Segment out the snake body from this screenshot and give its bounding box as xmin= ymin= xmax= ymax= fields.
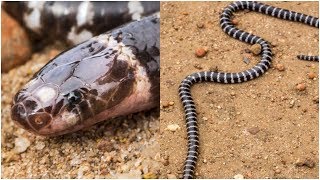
xmin=11 ymin=14 xmax=160 ymax=136
xmin=3 ymin=1 xmax=160 ymax=49
xmin=180 ymin=1 xmax=319 ymax=178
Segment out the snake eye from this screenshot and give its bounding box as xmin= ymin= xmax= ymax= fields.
xmin=66 ymin=90 xmax=82 ymax=104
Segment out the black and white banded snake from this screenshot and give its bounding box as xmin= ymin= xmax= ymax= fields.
xmin=179 ymin=1 xmax=319 ymax=179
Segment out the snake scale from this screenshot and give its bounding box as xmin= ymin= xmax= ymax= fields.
xmin=180 ymin=1 xmax=319 ymax=179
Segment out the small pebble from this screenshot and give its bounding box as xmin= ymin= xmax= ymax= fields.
xmin=243 ymin=57 xmax=250 ymax=64
xmin=295 ymin=158 xmax=315 ymax=168
xmin=231 ymin=19 xmax=239 ymax=25
xmin=2 ymin=10 xmax=31 ymax=72
xmin=249 ymin=44 xmax=262 ymax=55
xmin=275 ymin=63 xmax=285 ymax=71
xmin=143 ymin=172 xmax=157 ymax=179
xmin=14 ymin=137 xmax=31 ymax=154
xmin=247 ymin=127 xmax=260 ymax=135
xmin=202 ymin=117 xmax=208 ymax=121
xmin=307 ymin=72 xmax=316 ymax=79
xmin=244 ymin=49 xmax=251 ymax=53
xmin=274 ymin=168 xmax=281 ymax=174
xmin=34 ymin=141 xmax=46 ymax=151
xmin=165 ymin=124 xmax=181 ymax=132
xmin=169 ymin=101 xmax=175 ymax=106
xmin=289 ymin=100 xmax=295 ymax=108
xmin=196 ymin=23 xmax=204 ymax=28
xmin=162 ymin=102 xmax=170 ymax=108
xmin=194 ymin=63 xmax=203 ymax=70
xmin=167 ymin=174 xmax=177 ymax=179
xmin=195 ymin=48 xmax=207 ymax=58
xmin=234 ymin=174 xmax=244 ymax=179
xmin=271 ymin=42 xmax=278 ymax=47
xmin=296 ymin=83 xmax=306 ymax=91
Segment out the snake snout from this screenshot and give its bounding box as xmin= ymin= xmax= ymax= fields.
xmin=11 ymin=103 xmax=31 ymax=130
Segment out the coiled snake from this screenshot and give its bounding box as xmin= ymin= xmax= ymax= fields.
xmin=180 ymin=1 xmax=319 ymax=179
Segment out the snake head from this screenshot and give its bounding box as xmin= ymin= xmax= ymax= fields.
xmin=10 ymin=34 xmax=141 ymax=136
xmin=11 ymin=16 xmax=159 ymax=136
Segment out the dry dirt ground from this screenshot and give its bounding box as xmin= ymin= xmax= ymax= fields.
xmin=160 ymin=1 xmax=318 ymax=179
xmin=1 ymin=46 xmax=161 ymax=178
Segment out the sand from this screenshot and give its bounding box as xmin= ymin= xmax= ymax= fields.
xmin=160 ymin=1 xmax=318 ymax=178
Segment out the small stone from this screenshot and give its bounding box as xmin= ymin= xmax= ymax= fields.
xmin=196 ymin=23 xmax=204 ymax=28
xmin=165 ymin=124 xmax=181 ymax=132
xmin=143 ymin=172 xmax=157 ymax=179
xmin=34 ymin=141 xmax=46 ymax=151
xmin=234 ymin=174 xmax=244 ymax=179
xmin=231 ymin=19 xmax=239 ymax=25
xmin=307 ymin=72 xmax=316 ymax=79
xmin=312 ymin=96 xmax=319 ymax=103
xmin=295 ymin=158 xmax=315 ymax=168
xmin=271 ymin=42 xmax=278 ymax=47
xmin=275 ymin=63 xmax=285 ymax=71
xmin=195 ymin=48 xmax=207 ymax=58
xmin=1 ymin=10 xmax=31 ymax=72
xmin=167 ymin=174 xmax=177 ymax=179
xmin=296 ymin=83 xmax=306 ymax=91
xmin=243 ymin=57 xmax=250 ymax=64
xmin=13 ymin=137 xmax=31 ymax=154
xmin=249 ymin=44 xmax=262 ymax=55
xmin=169 ymin=101 xmax=175 ymax=106
xmin=289 ymin=100 xmax=295 ymax=108
xmin=247 ymin=127 xmax=260 ymax=135
xmin=202 ymin=117 xmax=208 ymax=121
xmin=244 ymin=49 xmax=251 ymax=53
xmin=274 ymin=169 xmax=281 ymax=174
xmin=162 ymin=102 xmax=170 ymax=108
xmin=70 ymin=155 xmax=82 ymax=166
xmin=194 ymin=63 xmax=203 ymax=70
xmin=162 ymin=158 xmax=169 ymax=166
xmin=230 ymin=92 xmax=236 ymax=96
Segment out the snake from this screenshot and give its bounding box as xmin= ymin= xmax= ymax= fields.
xmin=10 ymin=12 xmax=160 ymax=136
xmin=180 ymin=1 xmax=319 ymax=179
xmin=2 ymin=1 xmax=160 ymax=49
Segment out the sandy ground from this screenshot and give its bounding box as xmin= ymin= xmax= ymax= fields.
xmin=160 ymin=1 xmax=318 ymax=179
xmin=1 ymin=46 xmax=161 ymax=178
